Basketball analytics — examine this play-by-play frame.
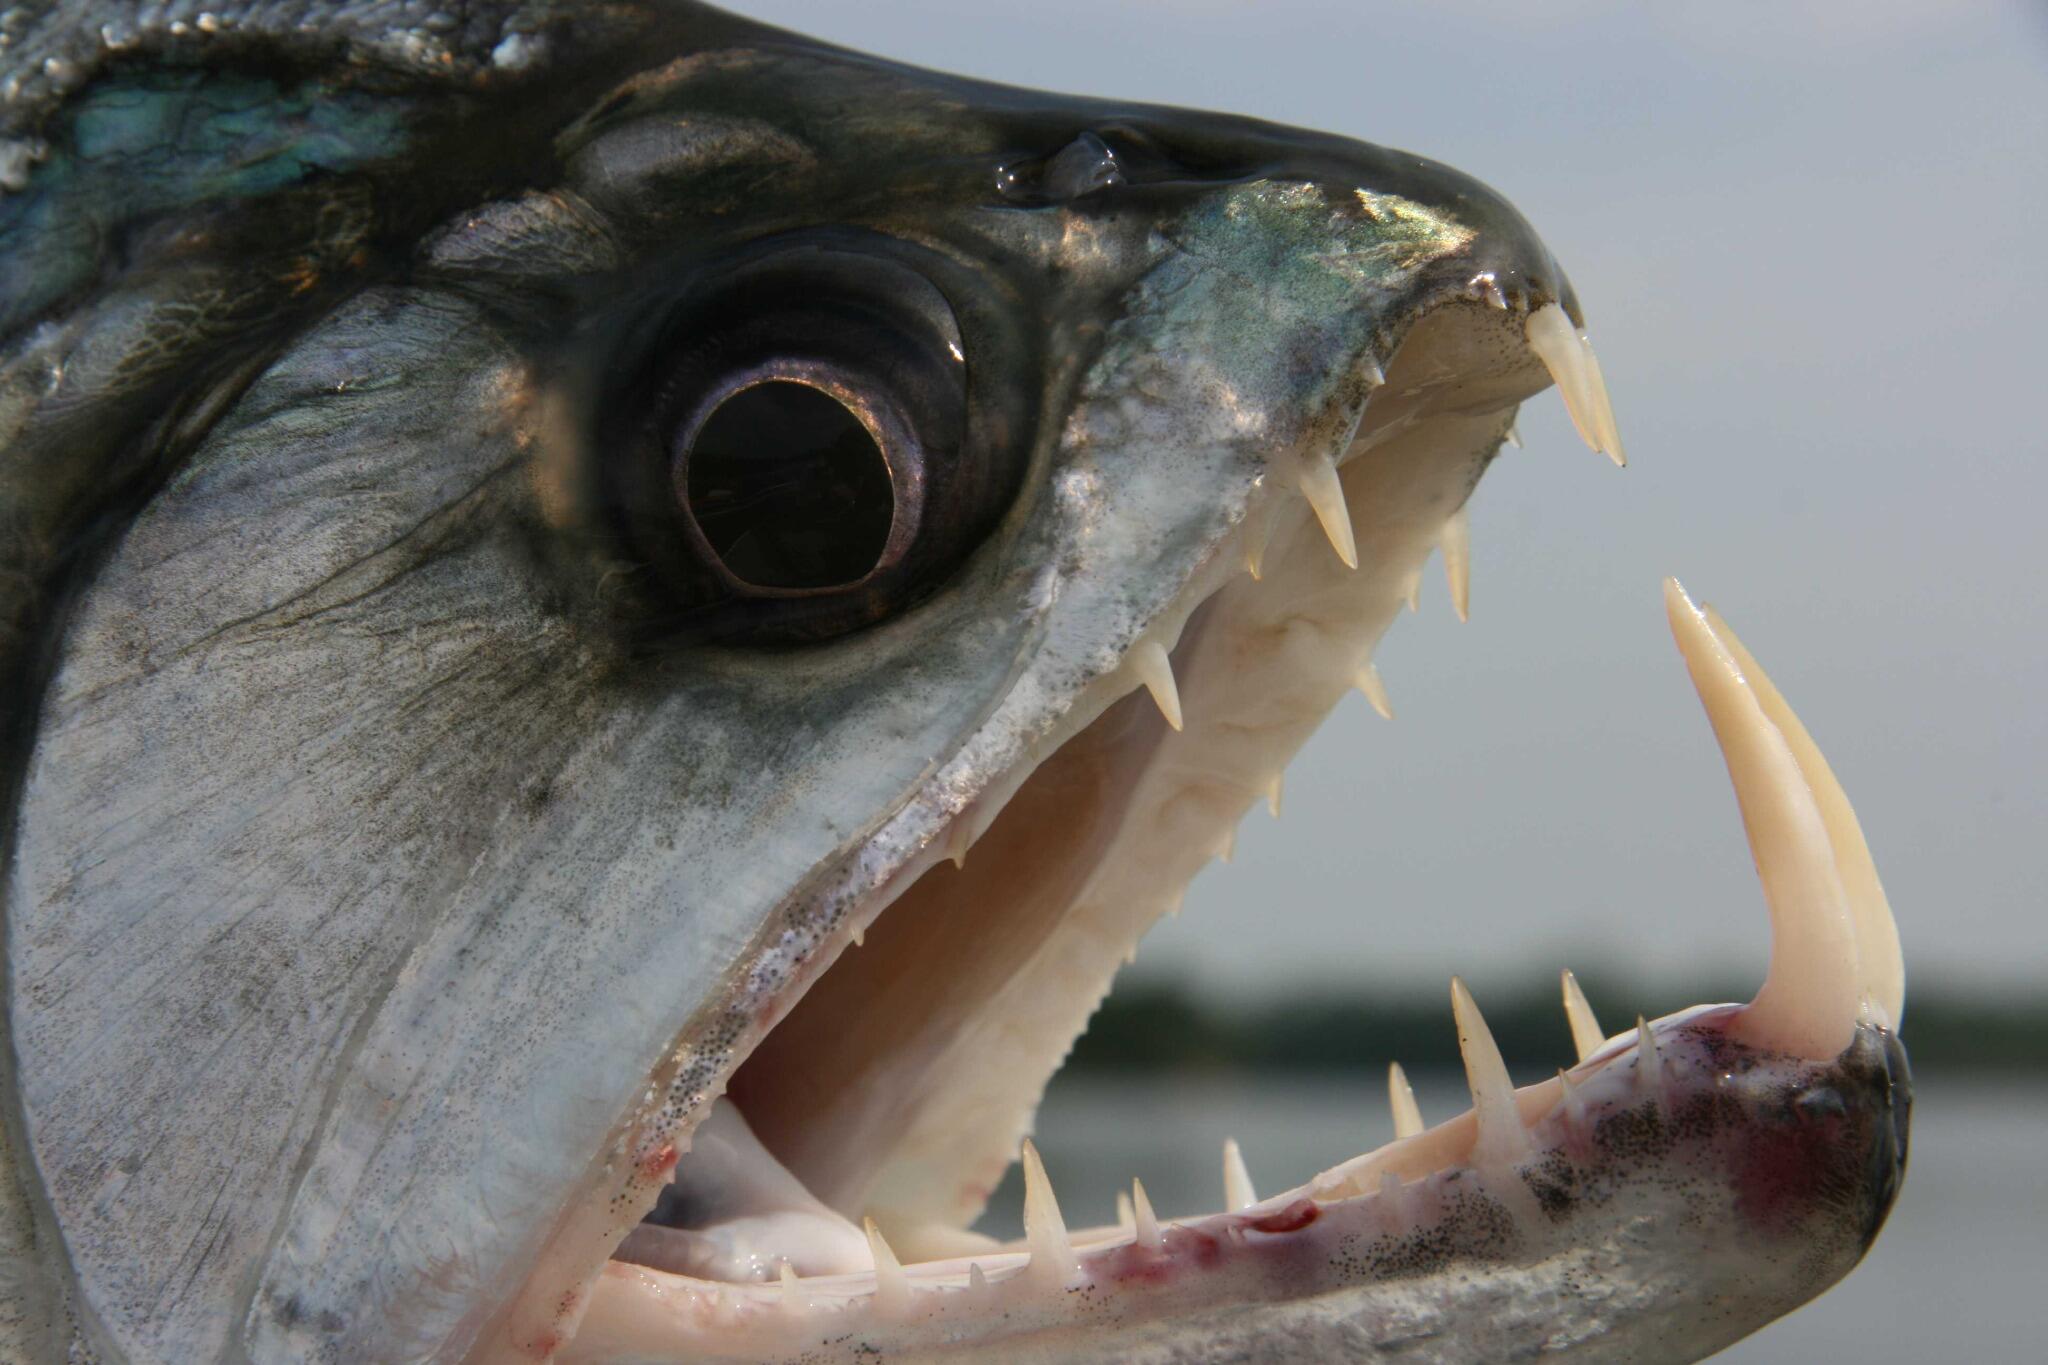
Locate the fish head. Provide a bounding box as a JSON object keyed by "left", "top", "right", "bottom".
{"left": 0, "top": 5, "right": 1905, "bottom": 1363}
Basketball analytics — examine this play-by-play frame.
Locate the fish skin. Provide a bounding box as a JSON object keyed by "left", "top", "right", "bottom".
{"left": 0, "top": 6, "right": 1905, "bottom": 1364}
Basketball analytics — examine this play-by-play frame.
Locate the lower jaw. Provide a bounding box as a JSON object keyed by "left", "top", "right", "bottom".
{"left": 561, "top": 1013, "right": 1907, "bottom": 1364}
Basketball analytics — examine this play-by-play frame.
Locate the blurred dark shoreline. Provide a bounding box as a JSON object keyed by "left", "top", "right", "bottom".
{"left": 1066, "top": 971, "right": 2048, "bottom": 1077}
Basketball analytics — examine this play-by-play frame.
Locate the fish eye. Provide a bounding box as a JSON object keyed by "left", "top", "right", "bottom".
{"left": 674, "top": 376, "right": 906, "bottom": 592}
{"left": 591, "top": 236, "right": 1033, "bottom": 646}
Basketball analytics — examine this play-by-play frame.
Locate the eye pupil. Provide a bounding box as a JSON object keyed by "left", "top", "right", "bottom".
{"left": 682, "top": 381, "right": 896, "bottom": 591}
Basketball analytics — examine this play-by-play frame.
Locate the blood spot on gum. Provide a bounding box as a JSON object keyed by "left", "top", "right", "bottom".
{"left": 1248, "top": 1199, "right": 1320, "bottom": 1235}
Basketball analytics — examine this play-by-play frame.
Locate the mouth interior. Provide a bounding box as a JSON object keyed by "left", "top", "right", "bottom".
{"left": 614, "top": 300, "right": 1564, "bottom": 1285}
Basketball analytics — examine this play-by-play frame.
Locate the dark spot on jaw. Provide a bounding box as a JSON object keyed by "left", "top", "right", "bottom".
{"left": 1523, "top": 1149, "right": 1581, "bottom": 1221}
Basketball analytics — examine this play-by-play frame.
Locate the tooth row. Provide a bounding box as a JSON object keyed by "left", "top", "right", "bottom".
{"left": 1386, "top": 1061, "right": 1424, "bottom": 1140}
{"left": 1129, "top": 638, "right": 1184, "bottom": 731}
{"left": 1664, "top": 578, "right": 1900, "bottom": 1058}
{"left": 1353, "top": 664, "right": 1394, "bottom": 720}
{"left": 829, "top": 968, "right": 1639, "bottom": 1315}
{"left": 1525, "top": 303, "right": 1625, "bottom": 466}
{"left": 1221, "top": 1138, "right": 1257, "bottom": 1212}
{"left": 1296, "top": 450, "right": 1359, "bottom": 569}
{"left": 1450, "top": 977, "right": 1534, "bottom": 1166}
{"left": 1020, "top": 1139, "right": 1079, "bottom": 1287}
{"left": 864, "top": 1217, "right": 909, "bottom": 1316}
{"left": 1440, "top": 505, "right": 1472, "bottom": 623}
{"left": 1118, "top": 305, "right": 1613, "bottom": 744}
{"left": 1560, "top": 968, "right": 1605, "bottom": 1063}
{"left": 1697, "top": 601, "right": 1904, "bottom": 1030}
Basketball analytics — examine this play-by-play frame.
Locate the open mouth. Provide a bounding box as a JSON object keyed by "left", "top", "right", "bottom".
{"left": 524, "top": 297, "right": 1905, "bottom": 1363}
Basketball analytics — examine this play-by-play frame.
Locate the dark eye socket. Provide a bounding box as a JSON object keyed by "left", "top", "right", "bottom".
{"left": 677, "top": 377, "right": 903, "bottom": 591}
{"left": 591, "top": 235, "right": 1031, "bottom": 646}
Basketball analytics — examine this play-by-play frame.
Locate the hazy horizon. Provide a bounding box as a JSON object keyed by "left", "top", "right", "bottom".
{"left": 740, "top": 0, "right": 2048, "bottom": 1002}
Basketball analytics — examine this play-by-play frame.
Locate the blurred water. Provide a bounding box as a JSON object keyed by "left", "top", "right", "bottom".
{"left": 977, "top": 1071, "right": 2045, "bottom": 1359}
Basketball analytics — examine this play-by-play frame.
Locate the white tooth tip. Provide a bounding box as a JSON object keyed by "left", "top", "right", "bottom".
{"left": 1577, "top": 332, "right": 1626, "bottom": 466}
{"left": 1362, "top": 355, "right": 1386, "bottom": 387}
{"left": 1504, "top": 421, "right": 1524, "bottom": 449}
{"left": 1130, "top": 639, "right": 1183, "bottom": 731}
{"left": 1020, "top": 1139, "right": 1080, "bottom": 1284}
{"left": 1388, "top": 1061, "right": 1425, "bottom": 1140}
{"left": 1355, "top": 663, "right": 1394, "bottom": 720}
{"left": 1264, "top": 772, "right": 1284, "bottom": 819}
{"left": 1560, "top": 969, "right": 1605, "bottom": 1064}
{"left": 968, "top": 1262, "right": 989, "bottom": 1292}
{"left": 864, "top": 1217, "right": 910, "bottom": 1315}
{"left": 1243, "top": 498, "right": 1274, "bottom": 579}
{"left": 1441, "top": 505, "right": 1471, "bottom": 622}
{"left": 779, "top": 1261, "right": 803, "bottom": 1317}
{"left": 1450, "top": 977, "right": 1532, "bottom": 1166}
{"left": 1222, "top": 1138, "right": 1257, "bottom": 1212}
{"left": 1525, "top": 303, "right": 1623, "bottom": 465}
{"left": 1701, "top": 603, "right": 1904, "bottom": 1029}
{"left": 1131, "top": 1177, "right": 1162, "bottom": 1250}
{"left": 1115, "top": 1190, "right": 1135, "bottom": 1231}
{"left": 1664, "top": 578, "right": 1871, "bottom": 1059}
{"left": 1298, "top": 452, "right": 1359, "bottom": 569}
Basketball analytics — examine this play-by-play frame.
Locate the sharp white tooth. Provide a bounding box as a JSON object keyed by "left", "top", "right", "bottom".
{"left": 1441, "top": 505, "right": 1471, "bottom": 622}
{"left": 1504, "top": 421, "right": 1523, "bottom": 449}
{"left": 1451, "top": 977, "right": 1533, "bottom": 1167}
{"left": 850, "top": 922, "right": 865, "bottom": 948}
{"left": 944, "top": 820, "right": 971, "bottom": 870}
{"left": 1665, "top": 579, "right": 1863, "bottom": 1059}
{"left": 1130, "top": 640, "right": 1183, "bottom": 732}
{"left": 779, "top": 1262, "right": 804, "bottom": 1318}
{"left": 1636, "top": 1015, "right": 1662, "bottom": 1092}
{"left": 864, "top": 1217, "right": 910, "bottom": 1316}
{"left": 968, "top": 1261, "right": 989, "bottom": 1292}
{"left": 1131, "top": 1178, "right": 1162, "bottom": 1250}
{"left": 1355, "top": 664, "right": 1394, "bottom": 720}
{"left": 1388, "top": 1061, "right": 1424, "bottom": 1139}
{"left": 1577, "top": 331, "right": 1626, "bottom": 466}
{"left": 1560, "top": 969, "right": 1605, "bottom": 1063}
{"left": 1020, "top": 1139, "right": 1080, "bottom": 1286}
{"left": 1362, "top": 354, "right": 1386, "bottom": 387}
{"left": 1406, "top": 572, "right": 1421, "bottom": 613}
{"left": 1525, "top": 303, "right": 1615, "bottom": 464}
{"left": 1222, "top": 1139, "right": 1257, "bottom": 1211}
{"left": 1115, "top": 1190, "right": 1135, "bottom": 1231}
{"left": 1703, "top": 604, "right": 1904, "bottom": 1029}
{"left": 1558, "top": 1067, "right": 1585, "bottom": 1126}
{"left": 1244, "top": 496, "right": 1275, "bottom": 579}
{"left": 1298, "top": 451, "right": 1359, "bottom": 569}
{"left": 1215, "top": 825, "right": 1237, "bottom": 863}
{"left": 1264, "top": 772, "right": 1284, "bottom": 819}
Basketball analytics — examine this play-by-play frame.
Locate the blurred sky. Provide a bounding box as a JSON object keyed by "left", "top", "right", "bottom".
{"left": 739, "top": 0, "right": 2048, "bottom": 1001}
